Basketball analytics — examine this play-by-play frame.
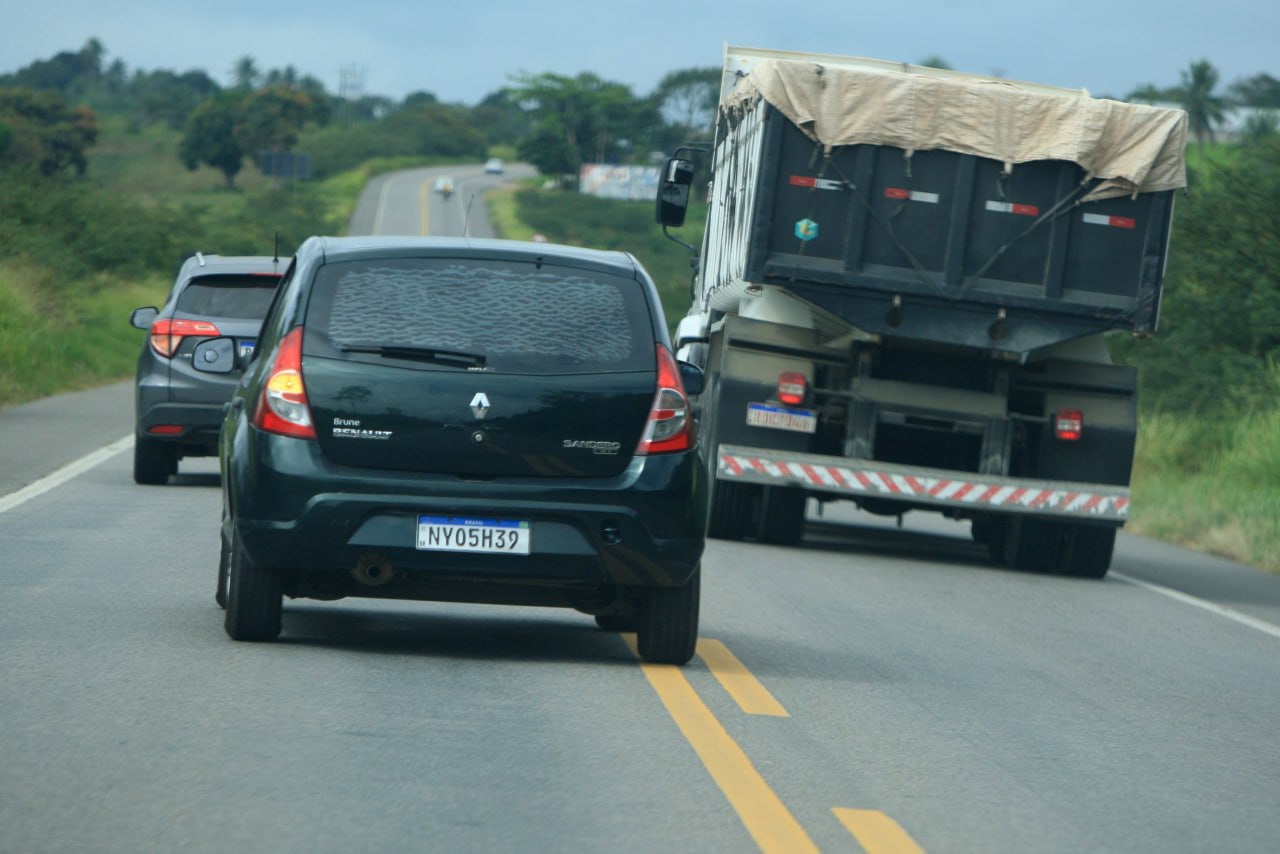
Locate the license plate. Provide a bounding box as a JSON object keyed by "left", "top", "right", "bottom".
{"left": 746, "top": 402, "right": 817, "bottom": 434}
{"left": 238, "top": 340, "right": 256, "bottom": 359}
{"left": 416, "top": 516, "right": 531, "bottom": 554}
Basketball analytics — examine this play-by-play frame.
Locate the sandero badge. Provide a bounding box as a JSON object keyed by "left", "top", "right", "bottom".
{"left": 195, "top": 235, "right": 708, "bottom": 665}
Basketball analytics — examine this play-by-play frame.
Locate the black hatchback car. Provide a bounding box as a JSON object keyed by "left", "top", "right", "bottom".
{"left": 194, "top": 236, "right": 707, "bottom": 664}
{"left": 130, "top": 253, "right": 283, "bottom": 484}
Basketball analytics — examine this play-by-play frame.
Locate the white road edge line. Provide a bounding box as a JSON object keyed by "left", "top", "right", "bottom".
{"left": 372, "top": 174, "right": 394, "bottom": 235}
{"left": 0, "top": 434, "right": 132, "bottom": 514}
{"left": 1112, "top": 571, "right": 1280, "bottom": 640}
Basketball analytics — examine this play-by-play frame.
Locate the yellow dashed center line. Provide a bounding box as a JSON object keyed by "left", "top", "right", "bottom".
{"left": 624, "top": 635, "right": 818, "bottom": 853}
{"left": 696, "top": 638, "right": 789, "bottom": 717}
{"left": 834, "top": 808, "right": 926, "bottom": 854}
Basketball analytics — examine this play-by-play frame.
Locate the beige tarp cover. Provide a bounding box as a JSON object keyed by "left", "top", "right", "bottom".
{"left": 725, "top": 59, "right": 1188, "bottom": 201}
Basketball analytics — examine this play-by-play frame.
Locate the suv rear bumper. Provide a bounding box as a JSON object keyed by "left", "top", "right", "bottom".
{"left": 136, "top": 401, "right": 225, "bottom": 452}
{"left": 229, "top": 431, "right": 707, "bottom": 593}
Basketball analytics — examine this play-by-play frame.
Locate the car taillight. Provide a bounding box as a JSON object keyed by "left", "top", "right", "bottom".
{"left": 1054, "top": 408, "right": 1083, "bottom": 442}
{"left": 253, "top": 327, "right": 316, "bottom": 440}
{"left": 637, "top": 344, "right": 694, "bottom": 455}
{"left": 777, "top": 372, "right": 808, "bottom": 407}
{"left": 148, "top": 318, "right": 221, "bottom": 358}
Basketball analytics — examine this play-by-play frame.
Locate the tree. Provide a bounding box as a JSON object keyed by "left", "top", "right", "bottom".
{"left": 0, "top": 87, "right": 98, "bottom": 176}
{"left": 236, "top": 84, "right": 320, "bottom": 155}
{"left": 179, "top": 92, "right": 244, "bottom": 188}
{"left": 652, "top": 67, "right": 719, "bottom": 145}
{"left": 231, "top": 56, "right": 260, "bottom": 91}
{"left": 917, "top": 55, "right": 953, "bottom": 70}
{"left": 1227, "top": 73, "right": 1280, "bottom": 109}
{"left": 1175, "top": 60, "right": 1228, "bottom": 156}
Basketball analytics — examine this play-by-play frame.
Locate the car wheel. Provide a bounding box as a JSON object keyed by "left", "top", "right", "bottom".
{"left": 637, "top": 566, "right": 700, "bottom": 665}
{"left": 215, "top": 527, "right": 230, "bottom": 609}
{"left": 594, "top": 613, "right": 638, "bottom": 632}
{"left": 133, "top": 435, "right": 174, "bottom": 485}
{"left": 224, "top": 528, "right": 282, "bottom": 641}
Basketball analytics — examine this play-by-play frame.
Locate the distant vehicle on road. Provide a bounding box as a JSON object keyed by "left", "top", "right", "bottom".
{"left": 484, "top": 158, "right": 505, "bottom": 174}
{"left": 129, "top": 253, "right": 282, "bottom": 485}
{"left": 196, "top": 235, "right": 707, "bottom": 664}
{"left": 433, "top": 176, "right": 455, "bottom": 197}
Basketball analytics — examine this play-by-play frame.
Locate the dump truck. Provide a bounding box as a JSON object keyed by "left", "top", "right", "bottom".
{"left": 657, "top": 46, "right": 1188, "bottom": 578}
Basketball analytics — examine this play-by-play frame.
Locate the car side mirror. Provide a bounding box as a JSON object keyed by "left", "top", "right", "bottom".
{"left": 656, "top": 157, "right": 695, "bottom": 227}
{"left": 678, "top": 360, "right": 704, "bottom": 396}
{"left": 130, "top": 307, "right": 158, "bottom": 330}
{"left": 191, "top": 337, "right": 237, "bottom": 375}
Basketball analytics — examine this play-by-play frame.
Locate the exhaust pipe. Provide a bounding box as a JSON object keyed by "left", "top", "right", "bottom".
{"left": 352, "top": 552, "right": 395, "bottom": 586}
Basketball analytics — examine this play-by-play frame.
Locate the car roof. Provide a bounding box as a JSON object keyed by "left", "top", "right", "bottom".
{"left": 179, "top": 254, "right": 286, "bottom": 277}
{"left": 307, "top": 236, "right": 640, "bottom": 277}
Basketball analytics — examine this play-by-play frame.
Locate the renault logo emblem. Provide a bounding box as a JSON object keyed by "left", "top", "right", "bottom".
{"left": 470, "top": 392, "right": 491, "bottom": 420}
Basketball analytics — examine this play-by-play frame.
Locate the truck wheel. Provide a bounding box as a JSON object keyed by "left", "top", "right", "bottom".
{"left": 758, "top": 486, "right": 806, "bottom": 546}
{"left": 707, "top": 480, "right": 756, "bottom": 540}
{"left": 637, "top": 566, "right": 700, "bottom": 665}
{"left": 224, "top": 528, "right": 282, "bottom": 642}
{"left": 1005, "top": 518, "right": 1067, "bottom": 573}
{"left": 133, "top": 436, "right": 175, "bottom": 485}
{"left": 1060, "top": 524, "right": 1116, "bottom": 579}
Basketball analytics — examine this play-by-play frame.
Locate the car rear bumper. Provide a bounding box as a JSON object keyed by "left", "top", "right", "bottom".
{"left": 229, "top": 430, "right": 707, "bottom": 593}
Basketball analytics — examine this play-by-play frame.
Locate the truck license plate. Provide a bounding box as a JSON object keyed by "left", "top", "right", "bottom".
{"left": 746, "top": 402, "right": 817, "bottom": 434}
{"left": 417, "top": 516, "right": 531, "bottom": 554}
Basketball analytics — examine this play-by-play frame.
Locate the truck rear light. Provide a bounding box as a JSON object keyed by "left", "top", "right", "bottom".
{"left": 1054, "top": 408, "right": 1083, "bottom": 441}
{"left": 777, "top": 372, "right": 808, "bottom": 407}
{"left": 148, "top": 318, "right": 221, "bottom": 358}
{"left": 253, "top": 327, "right": 316, "bottom": 440}
{"left": 637, "top": 344, "right": 695, "bottom": 455}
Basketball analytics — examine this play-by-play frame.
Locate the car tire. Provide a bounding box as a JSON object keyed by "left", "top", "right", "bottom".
{"left": 637, "top": 566, "right": 700, "bottom": 665}
{"left": 224, "top": 528, "right": 282, "bottom": 642}
{"left": 215, "top": 527, "right": 230, "bottom": 609}
{"left": 133, "top": 436, "right": 175, "bottom": 485}
{"left": 594, "top": 613, "right": 638, "bottom": 632}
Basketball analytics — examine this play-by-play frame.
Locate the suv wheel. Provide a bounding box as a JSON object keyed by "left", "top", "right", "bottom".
{"left": 224, "top": 528, "right": 282, "bottom": 641}
{"left": 133, "top": 436, "right": 175, "bottom": 485}
{"left": 637, "top": 566, "right": 700, "bottom": 665}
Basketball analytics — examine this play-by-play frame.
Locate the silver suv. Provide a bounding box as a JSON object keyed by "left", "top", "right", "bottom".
{"left": 129, "top": 253, "right": 283, "bottom": 484}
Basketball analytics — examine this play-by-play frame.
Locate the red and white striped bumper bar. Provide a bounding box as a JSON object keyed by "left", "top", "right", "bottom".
{"left": 718, "top": 444, "right": 1129, "bottom": 522}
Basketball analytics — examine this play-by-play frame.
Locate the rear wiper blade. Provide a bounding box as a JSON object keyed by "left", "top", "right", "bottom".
{"left": 339, "top": 342, "right": 487, "bottom": 368}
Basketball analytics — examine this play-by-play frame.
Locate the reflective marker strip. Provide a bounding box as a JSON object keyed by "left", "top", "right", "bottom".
{"left": 986, "top": 200, "right": 1041, "bottom": 216}
{"left": 789, "top": 175, "right": 844, "bottom": 190}
{"left": 719, "top": 448, "right": 1129, "bottom": 520}
{"left": 1082, "top": 212, "right": 1136, "bottom": 229}
{"left": 884, "top": 188, "right": 940, "bottom": 203}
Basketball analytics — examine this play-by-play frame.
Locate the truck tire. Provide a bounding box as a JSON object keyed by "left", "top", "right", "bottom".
{"left": 1005, "top": 518, "right": 1067, "bottom": 573}
{"left": 757, "top": 486, "right": 806, "bottom": 546}
{"left": 637, "top": 566, "right": 700, "bottom": 665}
{"left": 1060, "top": 524, "right": 1116, "bottom": 579}
{"left": 707, "top": 480, "right": 757, "bottom": 540}
{"left": 133, "top": 436, "right": 175, "bottom": 485}
{"left": 224, "top": 528, "right": 282, "bottom": 642}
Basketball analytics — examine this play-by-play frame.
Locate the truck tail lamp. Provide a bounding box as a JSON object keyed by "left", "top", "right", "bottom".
{"left": 149, "top": 318, "right": 221, "bottom": 358}
{"left": 777, "top": 372, "right": 808, "bottom": 407}
{"left": 254, "top": 326, "right": 316, "bottom": 440}
{"left": 1054, "top": 408, "right": 1084, "bottom": 442}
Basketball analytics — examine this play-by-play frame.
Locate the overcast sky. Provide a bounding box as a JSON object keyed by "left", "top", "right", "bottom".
{"left": 3, "top": 0, "right": 1276, "bottom": 104}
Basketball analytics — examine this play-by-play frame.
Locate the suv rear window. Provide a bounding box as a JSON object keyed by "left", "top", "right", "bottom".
{"left": 177, "top": 274, "right": 281, "bottom": 318}
{"left": 304, "top": 258, "right": 654, "bottom": 374}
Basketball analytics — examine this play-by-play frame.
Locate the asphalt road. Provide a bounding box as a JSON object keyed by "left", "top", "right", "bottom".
{"left": 2, "top": 166, "right": 1278, "bottom": 853}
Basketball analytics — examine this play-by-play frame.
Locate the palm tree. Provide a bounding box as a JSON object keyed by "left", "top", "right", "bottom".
{"left": 231, "top": 55, "right": 260, "bottom": 91}
{"left": 1177, "top": 60, "right": 1228, "bottom": 163}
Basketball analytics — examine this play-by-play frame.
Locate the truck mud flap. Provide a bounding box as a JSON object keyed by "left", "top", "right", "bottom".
{"left": 717, "top": 444, "right": 1129, "bottom": 523}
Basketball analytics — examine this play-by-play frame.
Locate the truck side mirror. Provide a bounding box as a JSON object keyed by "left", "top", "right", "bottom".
{"left": 656, "top": 157, "right": 695, "bottom": 227}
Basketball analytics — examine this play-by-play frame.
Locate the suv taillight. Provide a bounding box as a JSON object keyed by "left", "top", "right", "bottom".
{"left": 637, "top": 344, "right": 694, "bottom": 455}
{"left": 253, "top": 327, "right": 316, "bottom": 440}
{"left": 149, "top": 318, "right": 221, "bottom": 358}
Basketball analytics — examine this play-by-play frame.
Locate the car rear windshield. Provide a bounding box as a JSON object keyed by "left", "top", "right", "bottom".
{"left": 176, "top": 274, "right": 281, "bottom": 318}
{"left": 304, "top": 258, "right": 655, "bottom": 374}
